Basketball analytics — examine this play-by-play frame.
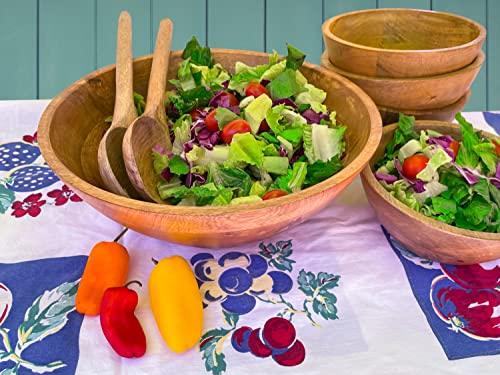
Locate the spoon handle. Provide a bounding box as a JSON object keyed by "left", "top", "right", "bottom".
{"left": 113, "top": 11, "right": 136, "bottom": 126}
{"left": 144, "top": 18, "right": 173, "bottom": 124}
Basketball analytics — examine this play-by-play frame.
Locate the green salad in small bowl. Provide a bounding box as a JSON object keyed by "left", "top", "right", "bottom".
{"left": 149, "top": 38, "right": 347, "bottom": 206}
{"left": 374, "top": 114, "right": 500, "bottom": 233}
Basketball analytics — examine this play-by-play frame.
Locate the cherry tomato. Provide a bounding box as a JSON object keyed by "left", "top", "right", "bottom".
{"left": 402, "top": 154, "right": 429, "bottom": 180}
{"left": 221, "top": 119, "right": 251, "bottom": 143}
{"left": 448, "top": 140, "right": 460, "bottom": 157}
{"left": 262, "top": 190, "right": 288, "bottom": 200}
{"left": 259, "top": 119, "right": 270, "bottom": 133}
{"left": 245, "top": 82, "right": 269, "bottom": 98}
{"left": 205, "top": 109, "right": 219, "bottom": 132}
{"left": 189, "top": 109, "right": 203, "bottom": 122}
{"left": 493, "top": 139, "right": 500, "bottom": 157}
{"left": 220, "top": 91, "right": 239, "bottom": 106}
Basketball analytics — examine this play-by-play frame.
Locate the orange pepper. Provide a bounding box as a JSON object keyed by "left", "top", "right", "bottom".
{"left": 76, "top": 230, "right": 129, "bottom": 316}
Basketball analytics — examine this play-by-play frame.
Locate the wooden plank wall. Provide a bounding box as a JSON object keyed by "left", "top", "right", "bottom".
{"left": 0, "top": 0, "right": 497, "bottom": 111}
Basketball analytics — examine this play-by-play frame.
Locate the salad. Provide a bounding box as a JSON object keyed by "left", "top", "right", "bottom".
{"left": 375, "top": 113, "right": 500, "bottom": 233}
{"left": 150, "top": 37, "right": 346, "bottom": 206}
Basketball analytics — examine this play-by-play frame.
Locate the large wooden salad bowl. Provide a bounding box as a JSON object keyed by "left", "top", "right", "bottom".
{"left": 361, "top": 121, "right": 500, "bottom": 265}
{"left": 38, "top": 49, "right": 382, "bottom": 248}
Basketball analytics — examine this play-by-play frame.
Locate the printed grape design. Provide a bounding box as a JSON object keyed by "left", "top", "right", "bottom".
{"left": 231, "top": 317, "right": 305, "bottom": 366}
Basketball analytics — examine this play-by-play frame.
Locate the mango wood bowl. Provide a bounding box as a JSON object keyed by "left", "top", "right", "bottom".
{"left": 38, "top": 49, "right": 382, "bottom": 248}
{"left": 322, "top": 8, "right": 486, "bottom": 78}
{"left": 320, "top": 51, "right": 483, "bottom": 111}
{"left": 360, "top": 121, "right": 500, "bottom": 265}
{"left": 378, "top": 90, "right": 471, "bottom": 125}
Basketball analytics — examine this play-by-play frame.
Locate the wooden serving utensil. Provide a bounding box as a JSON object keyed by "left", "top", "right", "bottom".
{"left": 80, "top": 120, "right": 109, "bottom": 187}
{"left": 97, "top": 11, "right": 140, "bottom": 198}
{"left": 123, "top": 18, "right": 173, "bottom": 203}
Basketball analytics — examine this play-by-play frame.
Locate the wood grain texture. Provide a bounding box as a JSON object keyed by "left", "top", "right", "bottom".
{"left": 266, "top": 0, "right": 323, "bottom": 65}
{"left": 97, "top": 0, "right": 151, "bottom": 68}
{"left": 97, "top": 12, "right": 139, "bottom": 198}
{"left": 360, "top": 121, "right": 500, "bottom": 265}
{"left": 322, "top": 8, "right": 485, "bottom": 78}
{"left": 377, "top": 90, "right": 471, "bottom": 125}
{"left": 208, "top": 0, "right": 264, "bottom": 51}
{"left": 321, "top": 50, "right": 484, "bottom": 110}
{"left": 152, "top": 0, "right": 205, "bottom": 50}
{"left": 123, "top": 18, "right": 173, "bottom": 203}
{"left": 0, "top": 0, "right": 37, "bottom": 99}
{"left": 39, "top": 0, "right": 96, "bottom": 99}
{"left": 37, "top": 49, "right": 382, "bottom": 248}
{"left": 432, "top": 0, "right": 487, "bottom": 111}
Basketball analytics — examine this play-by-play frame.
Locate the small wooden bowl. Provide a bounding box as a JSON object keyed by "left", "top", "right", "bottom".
{"left": 378, "top": 90, "right": 470, "bottom": 125}
{"left": 322, "top": 8, "right": 486, "bottom": 78}
{"left": 38, "top": 49, "right": 382, "bottom": 248}
{"left": 320, "top": 51, "right": 484, "bottom": 111}
{"left": 360, "top": 121, "right": 500, "bottom": 265}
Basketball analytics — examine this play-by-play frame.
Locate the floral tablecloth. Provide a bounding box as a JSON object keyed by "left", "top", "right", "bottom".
{"left": 0, "top": 100, "right": 499, "bottom": 375}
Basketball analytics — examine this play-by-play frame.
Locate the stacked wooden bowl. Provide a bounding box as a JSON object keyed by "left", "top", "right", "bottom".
{"left": 322, "top": 8, "right": 486, "bottom": 125}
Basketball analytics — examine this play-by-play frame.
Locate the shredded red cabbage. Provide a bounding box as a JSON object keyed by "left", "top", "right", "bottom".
{"left": 279, "top": 145, "right": 288, "bottom": 157}
{"left": 207, "top": 81, "right": 231, "bottom": 108}
{"left": 185, "top": 172, "right": 206, "bottom": 187}
{"left": 302, "top": 109, "right": 328, "bottom": 125}
{"left": 260, "top": 79, "right": 270, "bottom": 87}
{"left": 160, "top": 167, "right": 174, "bottom": 182}
{"left": 272, "top": 98, "right": 297, "bottom": 110}
{"left": 374, "top": 172, "right": 398, "bottom": 184}
{"left": 289, "top": 147, "right": 304, "bottom": 165}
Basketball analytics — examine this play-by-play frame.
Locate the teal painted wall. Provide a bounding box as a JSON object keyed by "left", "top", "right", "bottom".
{"left": 0, "top": 0, "right": 497, "bottom": 111}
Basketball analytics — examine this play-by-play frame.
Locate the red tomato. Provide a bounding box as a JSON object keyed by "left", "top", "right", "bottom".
{"left": 245, "top": 82, "right": 269, "bottom": 98}
{"left": 448, "top": 140, "right": 460, "bottom": 157}
{"left": 189, "top": 109, "right": 203, "bottom": 122}
{"left": 493, "top": 139, "right": 500, "bottom": 157}
{"left": 220, "top": 91, "right": 239, "bottom": 106}
{"left": 262, "top": 190, "right": 288, "bottom": 200}
{"left": 221, "top": 119, "right": 251, "bottom": 143}
{"left": 205, "top": 109, "right": 219, "bottom": 132}
{"left": 402, "top": 154, "right": 429, "bottom": 180}
{"left": 259, "top": 119, "right": 270, "bottom": 133}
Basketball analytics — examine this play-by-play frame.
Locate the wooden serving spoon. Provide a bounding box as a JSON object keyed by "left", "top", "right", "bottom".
{"left": 123, "top": 18, "right": 173, "bottom": 203}
{"left": 97, "top": 11, "right": 140, "bottom": 198}
{"left": 80, "top": 119, "right": 109, "bottom": 187}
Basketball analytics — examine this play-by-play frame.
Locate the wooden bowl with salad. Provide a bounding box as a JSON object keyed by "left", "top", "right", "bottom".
{"left": 38, "top": 40, "right": 382, "bottom": 248}
{"left": 360, "top": 115, "right": 500, "bottom": 265}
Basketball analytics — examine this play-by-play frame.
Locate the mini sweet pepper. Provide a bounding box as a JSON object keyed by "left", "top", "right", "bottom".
{"left": 149, "top": 255, "right": 203, "bottom": 353}
{"left": 76, "top": 229, "right": 129, "bottom": 316}
{"left": 100, "top": 281, "right": 147, "bottom": 358}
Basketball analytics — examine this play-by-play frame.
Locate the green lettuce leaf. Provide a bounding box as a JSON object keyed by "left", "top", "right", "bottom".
{"left": 244, "top": 94, "right": 273, "bottom": 134}
{"left": 285, "top": 43, "right": 306, "bottom": 70}
{"left": 182, "top": 36, "right": 214, "bottom": 67}
{"left": 207, "top": 162, "right": 252, "bottom": 197}
{"left": 267, "top": 68, "right": 304, "bottom": 99}
{"left": 168, "top": 155, "right": 189, "bottom": 175}
{"left": 294, "top": 83, "right": 327, "bottom": 114}
{"left": 303, "top": 124, "right": 346, "bottom": 164}
{"left": 172, "top": 115, "right": 193, "bottom": 154}
{"left": 228, "top": 132, "right": 264, "bottom": 167}
{"left": 378, "top": 114, "right": 419, "bottom": 167}
{"left": 249, "top": 181, "right": 267, "bottom": 197}
{"left": 288, "top": 162, "right": 307, "bottom": 192}
{"left": 215, "top": 107, "right": 240, "bottom": 129}
{"left": 230, "top": 195, "right": 263, "bottom": 205}
{"left": 455, "top": 113, "right": 480, "bottom": 169}
{"left": 416, "top": 148, "right": 452, "bottom": 182}
{"left": 304, "top": 156, "right": 343, "bottom": 187}
{"left": 263, "top": 156, "right": 289, "bottom": 175}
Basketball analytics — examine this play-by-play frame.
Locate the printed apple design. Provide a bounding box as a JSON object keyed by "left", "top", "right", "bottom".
{"left": 441, "top": 263, "right": 500, "bottom": 289}
{"left": 431, "top": 275, "right": 500, "bottom": 339}
{"left": 0, "top": 283, "right": 12, "bottom": 326}
{"left": 231, "top": 317, "right": 305, "bottom": 366}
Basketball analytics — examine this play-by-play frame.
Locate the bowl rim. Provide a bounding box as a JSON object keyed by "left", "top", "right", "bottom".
{"left": 361, "top": 120, "right": 500, "bottom": 241}
{"left": 322, "top": 8, "right": 487, "bottom": 55}
{"left": 38, "top": 48, "right": 383, "bottom": 216}
{"left": 320, "top": 50, "right": 485, "bottom": 82}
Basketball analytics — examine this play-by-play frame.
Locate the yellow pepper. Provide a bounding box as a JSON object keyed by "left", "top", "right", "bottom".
{"left": 149, "top": 255, "right": 203, "bottom": 353}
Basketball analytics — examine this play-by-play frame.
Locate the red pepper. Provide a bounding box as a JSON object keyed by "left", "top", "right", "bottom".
{"left": 100, "top": 281, "right": 147, "bottom": 358}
